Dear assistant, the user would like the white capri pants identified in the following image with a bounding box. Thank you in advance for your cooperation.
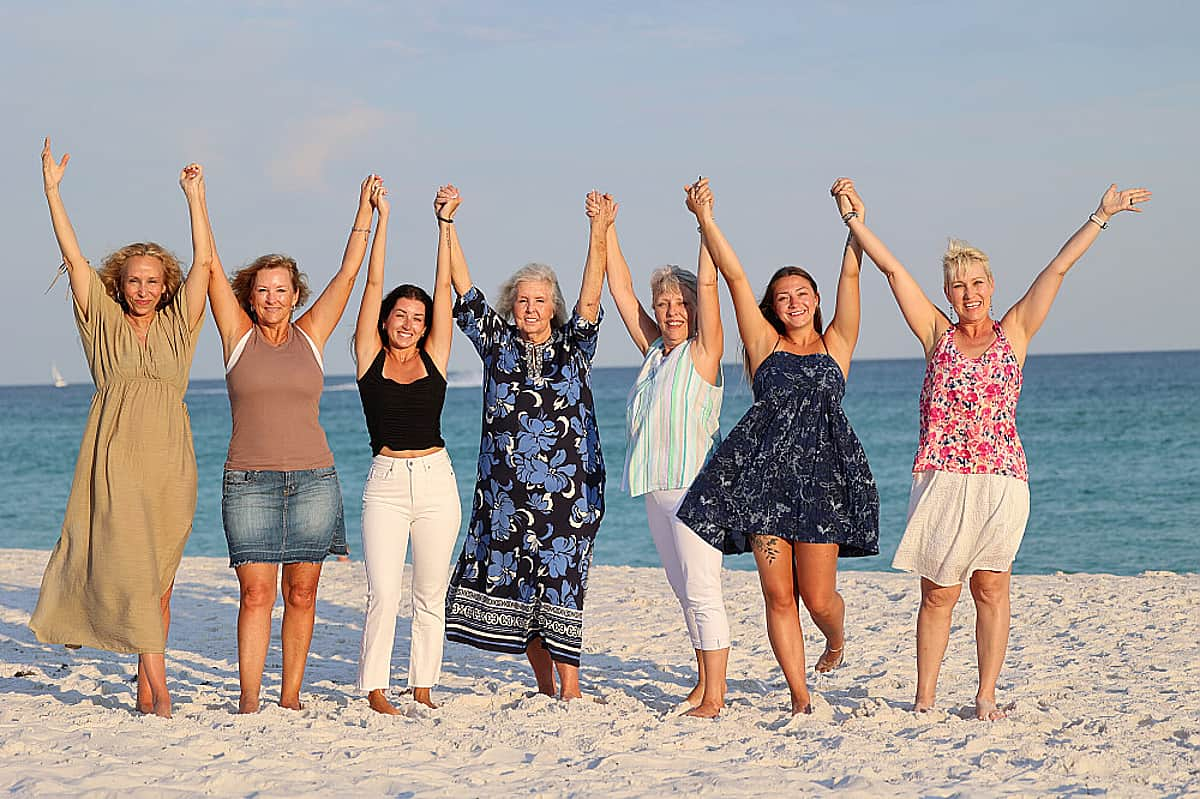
[357,450,461,691]
[646,488,730,651]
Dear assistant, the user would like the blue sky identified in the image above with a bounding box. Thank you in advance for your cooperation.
[2,1,1195,384]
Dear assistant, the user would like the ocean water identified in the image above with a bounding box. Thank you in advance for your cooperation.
[2,350,1197,575]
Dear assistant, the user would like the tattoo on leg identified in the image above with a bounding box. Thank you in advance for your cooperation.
[751,535,780,565]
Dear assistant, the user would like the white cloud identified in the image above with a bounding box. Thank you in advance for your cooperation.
[268,105,401,190]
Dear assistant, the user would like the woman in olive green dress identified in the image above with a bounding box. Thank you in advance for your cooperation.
[29,139,214,718]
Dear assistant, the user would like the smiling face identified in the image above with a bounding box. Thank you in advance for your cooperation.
[944,259,995,323]
[770,274,820,332]
[120,255,167,318]
[251,266,300,326]
[512,279,555,342]
[652,286,696,348]
[383,297,428,350]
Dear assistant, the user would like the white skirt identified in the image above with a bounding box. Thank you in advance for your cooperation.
[891,469,1030,587]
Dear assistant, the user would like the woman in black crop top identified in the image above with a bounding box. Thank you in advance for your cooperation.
[351,182,462,713]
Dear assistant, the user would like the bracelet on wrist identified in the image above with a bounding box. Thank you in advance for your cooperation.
[1088,213,1108,230]
[436,215,454,224]
[351,226,370,233]
[841,210,859,225]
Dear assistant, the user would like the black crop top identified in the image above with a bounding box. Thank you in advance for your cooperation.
[356,347,447,455]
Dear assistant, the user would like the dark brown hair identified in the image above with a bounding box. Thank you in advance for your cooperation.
[742,266,824,377]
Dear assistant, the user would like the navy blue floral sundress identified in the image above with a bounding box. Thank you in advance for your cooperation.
[677,350,879,557]
[444,287,605,667]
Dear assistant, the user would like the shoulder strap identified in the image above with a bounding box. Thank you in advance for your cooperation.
[225,327,254,374]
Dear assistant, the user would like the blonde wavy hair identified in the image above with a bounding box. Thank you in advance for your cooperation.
[98,242,183,312]
[942,239,993,286]
[231,254,311,321]
[496,263,568,328]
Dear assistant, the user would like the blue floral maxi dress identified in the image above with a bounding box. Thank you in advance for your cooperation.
[445,287,605,666]
[677,352,879,557]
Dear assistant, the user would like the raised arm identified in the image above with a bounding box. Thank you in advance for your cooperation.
[835,178,948,358]
[296,174,378,348]
[179,163,213,329]
[425,184,461,374]
[41,138,92,313]
[353,180,389,377]
[577,191,611,323]
[439,185,473,297]
[821,180,865,375]
[603,200,658,355]
[687,186,723,383]
[1002,183,1151,360]
[689,178,776,373]
[205,180,252,361]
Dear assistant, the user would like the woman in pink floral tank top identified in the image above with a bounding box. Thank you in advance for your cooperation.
[833,178,1150,721]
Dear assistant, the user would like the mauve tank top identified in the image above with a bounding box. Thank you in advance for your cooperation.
[224,325,333,471]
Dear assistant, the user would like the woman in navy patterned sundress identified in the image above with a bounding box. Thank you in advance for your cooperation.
[442,189,613,700]
[677,179,879,715]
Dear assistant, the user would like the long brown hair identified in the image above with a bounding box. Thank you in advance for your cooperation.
[742,266,823,378]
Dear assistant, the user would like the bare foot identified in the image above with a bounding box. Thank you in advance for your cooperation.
[790,692,813,715]
[914,699,936,713]
[683,701,723,719]
[368,689,400,715]
[135,701,154,714]
[412,688,438,709]
[237,695,260,714]
[279,696,304,711]
[815,644,844,673]
[152,697,172,719]
[559,688,584,701]
[975,697,1007,721]
[684,683,705,708]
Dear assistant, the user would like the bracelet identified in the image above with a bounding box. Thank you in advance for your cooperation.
[841,210,859,225]
[351,226,370,233]
[1088,213,1108,230]
[436,215,454,224]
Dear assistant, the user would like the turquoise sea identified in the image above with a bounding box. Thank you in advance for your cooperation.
[2,350,1197,575]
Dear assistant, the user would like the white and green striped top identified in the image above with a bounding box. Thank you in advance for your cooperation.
[622,337,723,496]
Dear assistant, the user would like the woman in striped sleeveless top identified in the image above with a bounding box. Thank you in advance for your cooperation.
[834,178,1150,720]
[605,181,730,718]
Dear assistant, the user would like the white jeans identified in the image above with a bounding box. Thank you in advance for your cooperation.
[645,488,730,651]
[357,450,461,691]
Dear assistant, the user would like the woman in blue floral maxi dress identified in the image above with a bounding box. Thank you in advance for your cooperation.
[442,188,613,699]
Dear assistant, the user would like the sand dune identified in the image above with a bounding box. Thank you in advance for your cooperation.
[0,548,1196,797]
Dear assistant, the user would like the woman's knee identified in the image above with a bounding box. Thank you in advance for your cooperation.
[283,581,319,610]
[920,583,961,612]
[240,581,278,611]
[969,573,1010,607]
[798,586,840,619]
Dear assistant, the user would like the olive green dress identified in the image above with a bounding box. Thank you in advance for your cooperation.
[29,269,202,654]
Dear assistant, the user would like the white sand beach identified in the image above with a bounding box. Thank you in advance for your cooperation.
[0,548,1196,797]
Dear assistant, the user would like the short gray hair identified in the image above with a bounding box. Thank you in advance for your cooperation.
[649,265,698,301]
[497,262,569,327]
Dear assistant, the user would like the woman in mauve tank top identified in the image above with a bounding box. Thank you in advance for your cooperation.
[834,178,1150,721]
[350,184,461,713]
[206,175,379,714]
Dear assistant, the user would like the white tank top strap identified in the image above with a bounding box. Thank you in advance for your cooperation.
[295,325,324,373]
[225,328,254,374]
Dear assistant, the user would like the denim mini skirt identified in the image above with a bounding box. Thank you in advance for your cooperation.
[222,466,348,567]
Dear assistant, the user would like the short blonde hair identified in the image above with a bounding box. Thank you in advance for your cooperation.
[942,239,992,286]
[497,263,568,328]
[649,265,698,302]
[231,254,311,321]
[98,242,184,312]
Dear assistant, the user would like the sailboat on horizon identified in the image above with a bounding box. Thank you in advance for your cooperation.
[51,363,68,389]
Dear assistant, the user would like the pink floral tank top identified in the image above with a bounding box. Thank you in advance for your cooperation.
[912,322,1027,481]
